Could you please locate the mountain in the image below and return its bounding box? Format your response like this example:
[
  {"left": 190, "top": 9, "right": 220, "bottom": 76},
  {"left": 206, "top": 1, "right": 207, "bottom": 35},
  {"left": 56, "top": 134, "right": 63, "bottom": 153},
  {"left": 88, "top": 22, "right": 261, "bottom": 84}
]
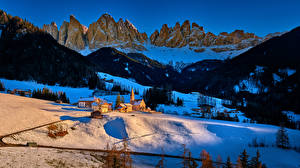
[
  {"left": 86, "top": 47, "right": 178, "bottom": 86},
  {"left": 150, "top": 21, "right": 261, "bottom": 51},
  {"left": 43, "top": 14, "right": 147, "bottom": 52},
  {"left": 43, "top": 14, "right": 282, "bottom": 57},
  {"left": 0, "top": 10, "right": 101, "bottom": 88},
  {"left": 175, "top": 27, "right": 300, "bottom": 126}
]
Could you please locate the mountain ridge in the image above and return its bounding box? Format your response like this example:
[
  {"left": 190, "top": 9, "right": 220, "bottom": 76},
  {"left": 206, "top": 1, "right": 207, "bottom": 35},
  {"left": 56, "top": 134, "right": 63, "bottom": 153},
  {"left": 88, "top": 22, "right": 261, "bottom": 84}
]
[{"left": 43, "top": 13, "right": 283, "bottom": 54}]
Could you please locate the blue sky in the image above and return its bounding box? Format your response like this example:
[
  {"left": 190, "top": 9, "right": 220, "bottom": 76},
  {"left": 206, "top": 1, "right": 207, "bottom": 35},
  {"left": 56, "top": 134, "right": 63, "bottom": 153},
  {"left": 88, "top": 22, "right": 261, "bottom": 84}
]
[{"left": 1, "top": 0, "right": 299, "bottom": 36}]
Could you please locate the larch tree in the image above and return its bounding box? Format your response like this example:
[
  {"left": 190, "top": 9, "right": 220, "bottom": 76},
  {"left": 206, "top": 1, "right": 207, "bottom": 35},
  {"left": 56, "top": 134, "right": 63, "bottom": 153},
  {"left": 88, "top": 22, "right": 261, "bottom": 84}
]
[
  {"left": 249, "top": 150, "right": 262, "bottom": 168},
  {"left": 200, "top": 150, "right": 214, "bottom": 168},
  {"left": 215, "top": 155, "right": 222, "bottom": 168}
]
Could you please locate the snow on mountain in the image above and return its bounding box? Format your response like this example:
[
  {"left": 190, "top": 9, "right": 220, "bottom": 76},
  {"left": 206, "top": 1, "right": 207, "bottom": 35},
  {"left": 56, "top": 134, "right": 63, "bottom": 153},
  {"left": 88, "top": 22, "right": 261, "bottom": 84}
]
[
  {"left": 98, "top": 72, "right": 151, "bottom": 94},
  {"left": 80, "top": 43, "right": 251, "bottom": 70}
]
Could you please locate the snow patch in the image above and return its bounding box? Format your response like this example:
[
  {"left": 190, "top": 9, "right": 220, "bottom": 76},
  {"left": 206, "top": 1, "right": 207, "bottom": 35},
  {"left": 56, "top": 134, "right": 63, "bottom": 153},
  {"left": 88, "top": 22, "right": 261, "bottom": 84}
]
[
  {"left": 273, "top": 73, "right": 282, "bottom": 84},
  {"left": 279, "top": 68, "right": 296, "bottom": 76}
]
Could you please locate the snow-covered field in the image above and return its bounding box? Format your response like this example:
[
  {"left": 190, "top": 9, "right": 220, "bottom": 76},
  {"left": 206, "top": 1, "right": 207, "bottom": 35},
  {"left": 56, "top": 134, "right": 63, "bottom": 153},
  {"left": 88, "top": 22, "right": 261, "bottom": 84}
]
[
  {"left": 1, "top": 86, "right": 300, "bottom": 167},
  {"left": 0, "top": 78, "right": 94, "bottom": 104},
  {"left": 0, "top": 93, "right": 91, "bottom": 136},
  {"left": 3, "top": 111, "right": 300, "bottom": 168},
  {"left": 0, "top": 147, "right": 101, "bottom": 168},
  {"left": 0, "top": 73, "right": 248, "bottom": 121}
]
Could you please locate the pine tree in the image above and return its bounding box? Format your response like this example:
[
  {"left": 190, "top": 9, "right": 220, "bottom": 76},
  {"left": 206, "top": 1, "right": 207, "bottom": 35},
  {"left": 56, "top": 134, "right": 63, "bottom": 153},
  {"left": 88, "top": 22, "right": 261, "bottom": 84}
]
[
  {"left": 276, "top": 125, "right": 290, "bottom": 149},
  {"left": 239, "top": 149, "right": 249, "bottom": 168},
  {"left": 223, "top": 156, "right": 233, "bottom": 168},
  {"left": 115, "top": 94, "right": 121, "bottom": 108},
  {"left": 249, "top": 150, "right": 262, "bottom": 168}
]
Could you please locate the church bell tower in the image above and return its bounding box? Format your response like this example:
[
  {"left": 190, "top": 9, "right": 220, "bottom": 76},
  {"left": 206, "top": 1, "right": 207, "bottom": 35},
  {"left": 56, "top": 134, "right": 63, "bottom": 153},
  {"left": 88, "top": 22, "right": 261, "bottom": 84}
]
[{"left": 130, "top": 88, "right": 135, "bottom": 104}]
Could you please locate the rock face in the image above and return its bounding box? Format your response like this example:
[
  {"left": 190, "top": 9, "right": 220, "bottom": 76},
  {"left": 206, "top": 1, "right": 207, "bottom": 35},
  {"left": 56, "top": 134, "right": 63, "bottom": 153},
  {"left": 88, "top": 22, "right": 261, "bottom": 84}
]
[
  {"left": 42, "top": 22, "right": 58, "bottom": 40},
  {"left": 64, "top": 15, "right": 86, "bottom": 50},
  {"left": 87, "top": 14, "right": 147, "bottom": 51},
  {"left": 43, "top": 14, "right": 283, "bottom": 53},
  {"left": 44, "top": 14, "right": 147, "bottom": 52},
  {"left": 150, "top": 20, "right": 262, "bottom": 51}
]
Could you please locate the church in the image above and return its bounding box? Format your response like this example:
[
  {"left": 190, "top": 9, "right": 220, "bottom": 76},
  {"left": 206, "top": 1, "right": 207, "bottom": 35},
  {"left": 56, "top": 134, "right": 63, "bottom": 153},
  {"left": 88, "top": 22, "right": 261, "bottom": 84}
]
[{"left": 130, "top": 89, "right": 146, "bottom": 111}]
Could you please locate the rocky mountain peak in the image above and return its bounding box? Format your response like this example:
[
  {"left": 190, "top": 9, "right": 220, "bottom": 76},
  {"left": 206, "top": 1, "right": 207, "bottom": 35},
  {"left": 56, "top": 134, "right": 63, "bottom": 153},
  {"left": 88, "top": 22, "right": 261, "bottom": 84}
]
[
  {"left": 44, "top": 13, "right": 147, "bottom": 52},
  {"left": 43, "top": 22, "right": 59, "bottom": 40},
  {"left": 41, "top": 13, "right": 283, "bottom": 54},
  {"left": 150, "top": 21, "right": 264, "bottom": 51}
]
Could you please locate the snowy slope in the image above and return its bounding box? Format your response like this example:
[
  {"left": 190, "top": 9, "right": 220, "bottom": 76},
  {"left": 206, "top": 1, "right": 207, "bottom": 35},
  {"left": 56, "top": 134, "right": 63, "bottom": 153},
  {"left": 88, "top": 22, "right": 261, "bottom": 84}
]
[
  {"left": 98, "top": 72, "right": 151, "bottom": 94},
  {"left": 0, "top": 79, "right": 94, "bottom": 103},
  {"left": 4, "top": 112, "right": 300, "bottom": 168},
  {"left": 0, "top": 73, "right": 247, "bottom": 121}
]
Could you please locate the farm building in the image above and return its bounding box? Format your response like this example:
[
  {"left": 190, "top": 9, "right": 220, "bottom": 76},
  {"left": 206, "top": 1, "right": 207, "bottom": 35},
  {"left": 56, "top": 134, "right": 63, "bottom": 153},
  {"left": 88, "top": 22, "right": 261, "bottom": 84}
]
[
  {"left": 92, "top": 101, "right": 112, "bottom": 113},
  {"left": 117, "top": 103, "right": 133, "bottom": 112},
  {"left": 78, "top": 97, "right": 96, "bottom": 108}
]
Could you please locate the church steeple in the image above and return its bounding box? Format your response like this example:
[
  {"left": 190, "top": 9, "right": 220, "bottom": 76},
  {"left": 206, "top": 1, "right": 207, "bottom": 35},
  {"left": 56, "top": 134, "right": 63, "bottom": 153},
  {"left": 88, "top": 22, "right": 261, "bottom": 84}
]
[{"left": 130, "top": 88, "right": 135, "bottom": 104}]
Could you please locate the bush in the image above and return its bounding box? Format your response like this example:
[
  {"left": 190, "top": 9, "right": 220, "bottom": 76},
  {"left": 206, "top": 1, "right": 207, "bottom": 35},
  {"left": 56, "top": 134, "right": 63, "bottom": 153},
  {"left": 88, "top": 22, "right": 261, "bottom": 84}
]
[{"left": 47, "top": 123, "right": 68, "bottom": 139}]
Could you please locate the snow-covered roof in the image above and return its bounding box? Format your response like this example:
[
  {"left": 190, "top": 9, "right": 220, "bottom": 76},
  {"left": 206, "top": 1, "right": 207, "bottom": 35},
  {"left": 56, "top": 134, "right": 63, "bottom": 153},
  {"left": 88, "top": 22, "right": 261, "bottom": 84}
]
[
  {"left": 78, "top": 97, "right": 95, "bottom": 102},
  {"left": 133, "top": 99, "right": 143, "bottom": 105}
]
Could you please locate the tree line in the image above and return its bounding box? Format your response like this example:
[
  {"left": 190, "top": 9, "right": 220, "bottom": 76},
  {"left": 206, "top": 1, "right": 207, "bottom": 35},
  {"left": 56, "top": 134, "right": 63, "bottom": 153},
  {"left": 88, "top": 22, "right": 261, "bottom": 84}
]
[{"left": 32, "top": 88, "right": 70, "bottom": 103}]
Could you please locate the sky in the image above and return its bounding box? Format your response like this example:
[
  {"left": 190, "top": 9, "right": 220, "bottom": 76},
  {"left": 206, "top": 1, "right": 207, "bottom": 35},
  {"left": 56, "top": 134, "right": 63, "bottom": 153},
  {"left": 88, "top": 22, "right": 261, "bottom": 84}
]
[{"left": 1, "top": 0, "right": 299, "bottom": 36}]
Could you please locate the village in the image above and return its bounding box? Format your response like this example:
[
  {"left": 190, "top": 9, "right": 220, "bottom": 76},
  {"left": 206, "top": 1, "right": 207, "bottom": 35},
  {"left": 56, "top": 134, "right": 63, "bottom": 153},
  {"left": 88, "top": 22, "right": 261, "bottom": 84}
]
[{"left": 78, "top": 88, "right": 155, "bottom": 119}]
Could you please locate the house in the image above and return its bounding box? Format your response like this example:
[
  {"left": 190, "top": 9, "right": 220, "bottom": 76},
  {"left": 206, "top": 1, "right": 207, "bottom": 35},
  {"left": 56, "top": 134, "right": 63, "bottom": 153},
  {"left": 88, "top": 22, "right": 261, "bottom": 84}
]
[
  {"left": 10, "top": 89, "right": 31, "bottom": 96},
  {"left": 91, "top": 98, "right": 112, "bottom": 113},
  {"left": 130, "top": 89, "right": 146, "bottom": 111},
  {"left": 117, "top": 103, "right": 133, "bottom": 112},
  {"left": 78, "top": 97, "right": 96, "bottom": 108},
  {"left": 132, "top": 99, "right": 146, "bottom": 111}
]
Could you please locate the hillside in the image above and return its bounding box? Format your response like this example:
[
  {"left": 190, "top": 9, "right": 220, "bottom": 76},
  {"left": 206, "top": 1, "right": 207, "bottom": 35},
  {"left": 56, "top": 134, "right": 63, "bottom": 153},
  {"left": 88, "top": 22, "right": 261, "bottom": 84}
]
[
  {"left": 175, "top": 27, "right": 300, "bottom": 126},
  {"left": 87, "top": 47, "right": 178, "bottom": 86},
  {"left": 0, "top": 10, "right": 101, "bottom": 88},
  {"left": 1, "top": 93, "right": 299, "bottom": 168}
]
